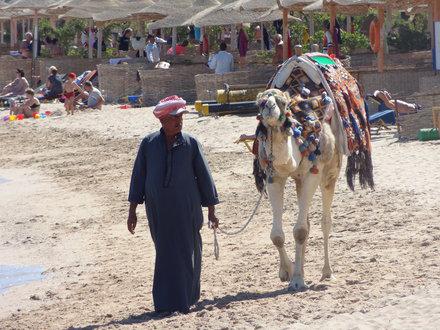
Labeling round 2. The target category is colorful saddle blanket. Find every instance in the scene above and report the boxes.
[268,53,374,190]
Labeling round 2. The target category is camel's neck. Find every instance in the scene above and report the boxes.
[269,129,301,169]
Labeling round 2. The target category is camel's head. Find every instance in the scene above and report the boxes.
[256,89,290,129]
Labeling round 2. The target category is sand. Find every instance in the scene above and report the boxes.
[0,104,439,330]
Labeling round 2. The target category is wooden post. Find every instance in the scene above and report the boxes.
[32,11,38,59]
[378,7,385,73]
[330,4,336,35]
[0,21,4,44]
[97,26,103,59]
[282,8,288,60]
[230,24,237,50]
[308,14,314,37]
[346,16,352,33]
[27,18,31,32]
[260,22,265,50]
[428,3,434,50]
[21,19,25,39]
[10,19,15,47]
[88,19,94,59]
[50,17,57,29]
[172,26,177,55]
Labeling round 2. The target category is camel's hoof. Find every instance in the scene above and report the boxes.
[279,262,294,282]
[320,273,336,282]
[288,276,308,292]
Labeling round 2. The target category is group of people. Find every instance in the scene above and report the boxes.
[0,65,104,118]
[117,28,190,64]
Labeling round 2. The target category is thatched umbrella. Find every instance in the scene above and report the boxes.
[148,0,221,29]
[303,0,385,13]
[189,1,300,26]
[133,0,194,18]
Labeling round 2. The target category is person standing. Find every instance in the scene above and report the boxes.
[145,34,160,63]
[127,95,219,314]
[208,42,234,74]
[237,24,249,67]
[118,28,133,53]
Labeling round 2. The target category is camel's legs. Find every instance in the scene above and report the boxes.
[289,171,320,291]
[320,158,341,281]
[267,176,294,282]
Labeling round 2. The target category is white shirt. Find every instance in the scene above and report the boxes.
[208,50,234,75]
[145,42,160,63]
[87,87,103,107]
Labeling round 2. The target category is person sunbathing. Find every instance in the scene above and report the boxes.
[0,69,29,101]
[371,90,420,114]
[10,88,40,118]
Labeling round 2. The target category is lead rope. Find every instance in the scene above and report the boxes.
[212,128,274,260]
[212,185,266,260]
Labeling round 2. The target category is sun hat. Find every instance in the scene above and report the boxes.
[153,95,188,120]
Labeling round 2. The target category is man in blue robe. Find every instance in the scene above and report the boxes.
[127,96,219,314]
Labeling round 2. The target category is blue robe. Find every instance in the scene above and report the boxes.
[128,130,219,313]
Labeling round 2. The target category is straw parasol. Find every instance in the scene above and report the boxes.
[133,0,195,19]
[148,0,221,29]
[189,1,300,27]
[303,0,386,13]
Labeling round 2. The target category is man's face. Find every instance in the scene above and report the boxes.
[85,85,92,92]
[160,114,183,136]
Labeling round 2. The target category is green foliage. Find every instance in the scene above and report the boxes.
[38,18,86,55]
[388,14,430,52]
[66,46,87,58]
[340,31,369,55]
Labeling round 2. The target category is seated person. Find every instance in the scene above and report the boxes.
[166,40,189,55]
[80,81,104,110]
[20,32,33,59]
[40,66,63,101]
[371,90,420,114]
[0,68,29,100]
[10,88,40,118]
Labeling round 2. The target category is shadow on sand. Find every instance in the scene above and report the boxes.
[68,284,328,329]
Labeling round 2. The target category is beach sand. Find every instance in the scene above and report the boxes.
[0,104,439,329]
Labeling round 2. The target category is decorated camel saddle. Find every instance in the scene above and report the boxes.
[253,53,374,191]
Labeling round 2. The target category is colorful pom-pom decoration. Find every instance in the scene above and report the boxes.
[17,114,24,120]
[9,115,17,121]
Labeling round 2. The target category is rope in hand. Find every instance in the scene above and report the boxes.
[210,184,266,260]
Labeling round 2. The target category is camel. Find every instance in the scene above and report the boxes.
[249,54,374,291]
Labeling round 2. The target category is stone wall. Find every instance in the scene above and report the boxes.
[37,58,106,83]
[98,62,151,102]
[140,64,211,105]
[351,67,434,96]
[398,92,440,139]
[195,65,275,101]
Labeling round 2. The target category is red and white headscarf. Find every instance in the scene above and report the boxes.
[153,95,188,120]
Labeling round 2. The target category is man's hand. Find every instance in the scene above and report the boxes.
[127,212,137,234]
[208,205,219,229]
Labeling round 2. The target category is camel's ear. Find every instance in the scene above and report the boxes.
[273,92,289,111]
[256,92,265,105]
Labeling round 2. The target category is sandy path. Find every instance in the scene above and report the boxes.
[0,105,439,329]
